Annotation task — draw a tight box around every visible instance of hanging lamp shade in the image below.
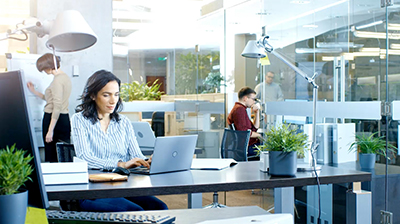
[241,40,266,58]
[46,10,97,52]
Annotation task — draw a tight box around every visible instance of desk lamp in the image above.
[1,10,97,71]
[242,36,321,171]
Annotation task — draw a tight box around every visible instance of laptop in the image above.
[130,135,198,175]
[131,122,156,149]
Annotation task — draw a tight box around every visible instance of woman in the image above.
[27,53,71,162]
[71,69,167,212]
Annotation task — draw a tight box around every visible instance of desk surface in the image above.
[46,161,371,201]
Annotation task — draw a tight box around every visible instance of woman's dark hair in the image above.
[76,70,123,124]
[36,53,61,72]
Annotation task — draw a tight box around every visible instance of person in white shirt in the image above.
[254,71,284,129]
[71,70,167,212]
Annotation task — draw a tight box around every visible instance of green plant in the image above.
[175,51,220,94]
[348,132,397,158]
[202,72,223,93]
[0,144,33,195]
[120,79,163,102]
[256,123,309,157]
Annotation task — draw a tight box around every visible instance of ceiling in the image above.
[2,0,400,56]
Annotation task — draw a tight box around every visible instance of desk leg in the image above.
[346,182,371,224]
[188,193,202,209]
[274,187,294,216]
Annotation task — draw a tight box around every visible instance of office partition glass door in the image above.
[223,0,399,223]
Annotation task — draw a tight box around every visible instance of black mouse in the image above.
[112,167,130,176]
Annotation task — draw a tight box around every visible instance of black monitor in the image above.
[0,70,49,209]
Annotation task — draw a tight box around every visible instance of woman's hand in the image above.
[27,82,35,93]
[45,130,53,143]
[147,155,153,164]
[118,158,150,169]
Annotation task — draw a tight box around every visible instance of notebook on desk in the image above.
[130,135,198,175]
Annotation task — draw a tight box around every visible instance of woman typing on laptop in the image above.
[71,70,167,212]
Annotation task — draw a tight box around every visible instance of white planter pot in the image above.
[259,151,269,172]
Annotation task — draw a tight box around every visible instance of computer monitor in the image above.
[0,70,49,209]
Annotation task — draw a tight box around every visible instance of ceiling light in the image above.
[355,20,383,30]
[390,43,400,49]
[387,23,400,31]
[316,42,364,48]
[290,0,311,4]
[353,31,400,39]
[322,56,335,61]
[295,48,342,54]
[303,24,318,29]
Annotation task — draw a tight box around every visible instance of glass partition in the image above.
[112,0,399,221]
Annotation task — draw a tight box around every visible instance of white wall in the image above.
[32,0,113,116]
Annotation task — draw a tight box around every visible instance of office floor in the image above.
[157,189,275,212]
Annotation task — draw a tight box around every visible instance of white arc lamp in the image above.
[2,10,97,71]
[242,36,321,172]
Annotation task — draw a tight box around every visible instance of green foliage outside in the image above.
[348,132,397,158]
[175,51,220,95]
[0,144,33,195]
[120,79,163,101]
[202,72,224,93]
[256,123,309,157]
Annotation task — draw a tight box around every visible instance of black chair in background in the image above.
[220,129,251,162]
[204,128,251,209]
[55,142,80,211]
[56,142,76,163]
[151,111,165,137]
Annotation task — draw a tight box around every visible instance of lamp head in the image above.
[241,40,266,58]
[46,10,97,52]
[241,36,274,58]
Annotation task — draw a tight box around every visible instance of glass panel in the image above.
[113,1,225,160]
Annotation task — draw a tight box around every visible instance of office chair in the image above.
[151,111,165,137]
[56,142,76,163]
[204,128,251,209]
[55,142,81,211]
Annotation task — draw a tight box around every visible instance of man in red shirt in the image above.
[227,87,261,158]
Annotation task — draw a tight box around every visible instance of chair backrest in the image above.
[56,143,76,162]
[151,111,165,137]
[220,128,251,162]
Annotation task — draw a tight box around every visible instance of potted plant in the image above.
[348,132,397,170]
[257,123,309,176]
[120,79,163,102]
[0,144,33,224]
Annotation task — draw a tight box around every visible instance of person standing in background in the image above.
[254,71,283,129]
[27,53,72,162]
[254,71,283,102]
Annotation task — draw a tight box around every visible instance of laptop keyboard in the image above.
[129,166,150,173]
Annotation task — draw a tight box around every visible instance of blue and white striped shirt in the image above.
[71,112,145,169]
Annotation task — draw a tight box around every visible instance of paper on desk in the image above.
[25,206,48,224]
[196,214,293,224]
[191,158,237,170]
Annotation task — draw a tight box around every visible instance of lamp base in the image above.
[297,164,322,172]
